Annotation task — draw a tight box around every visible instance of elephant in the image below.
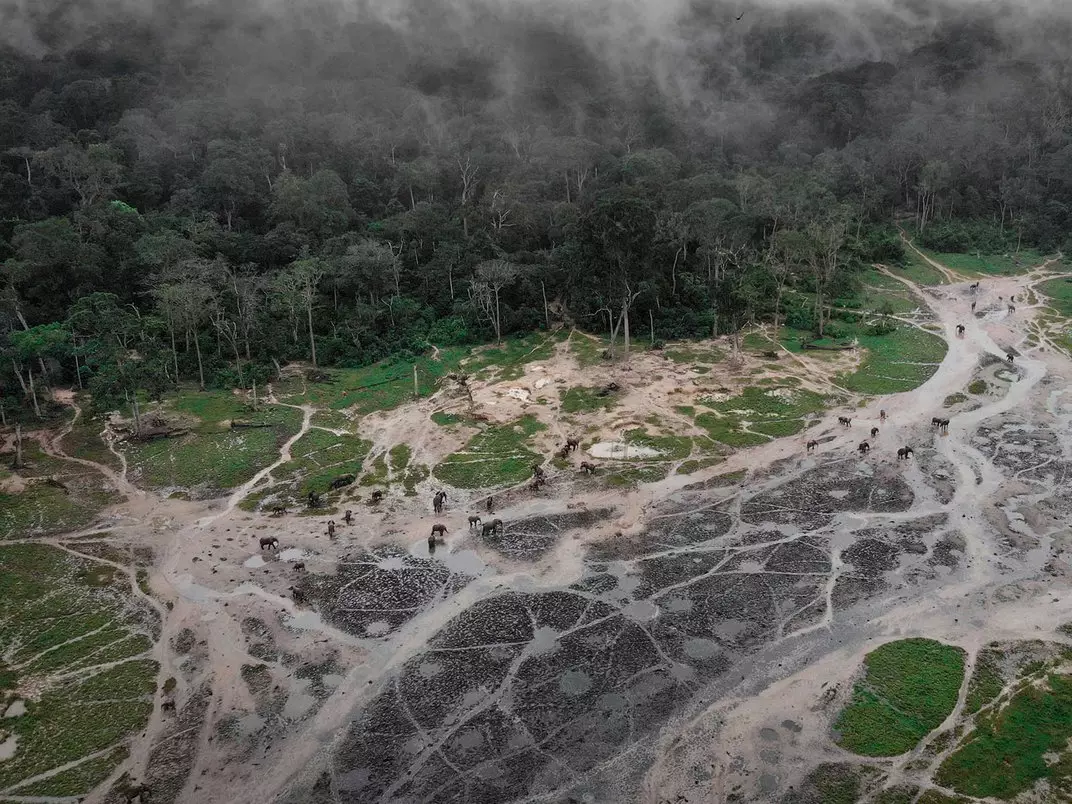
[260,536,279,551]
[330,474,355,490]
[806,440,818,453]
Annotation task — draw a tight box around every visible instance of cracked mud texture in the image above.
[292,443,976,803]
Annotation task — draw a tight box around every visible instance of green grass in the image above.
[1038,278,1072,319]
[839,325,947,395]
[0,443,120,540]
[605,464,671,487]
[834,638,966,757]
[623,429,695,462]
[963,647,1004,715]
[0,544,158,794]
[389,443,411,471]
[892,249,949,286]
[463,333,560,381]
[873,785,921,804]
[694,385,825,448]
[676,457,724,475]
[967,379,988,395]
[431,412,463,427]
[122,392,303,495]
[245,428,371,510]
[937,673,1072,800]
[931,249,1046,278]
[432,415,546,489]
[944,393,968,407]
[560,386,618,414]
[60,408,122,473]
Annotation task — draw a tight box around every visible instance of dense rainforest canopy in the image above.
[2,0,1072,415]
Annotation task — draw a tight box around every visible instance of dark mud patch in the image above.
[480,507,615,560]
[295,547,475,638]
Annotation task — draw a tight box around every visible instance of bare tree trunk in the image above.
[306,300,318,368]
[252,380,258,411]
[649,309,655,345]
[13,423,22,469]
[27,367,41,418]
[541,281,550,330]
[448,265,455,300]
[169,323,180,383]
[272,357,283,382]
[73,347,83,390]
[493,287,502,344]
[193,330,206,390]
[623,301,631,359]
[132,393,142,436]
[11,360,27,395]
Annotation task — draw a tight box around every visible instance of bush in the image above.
[427,315,470,346]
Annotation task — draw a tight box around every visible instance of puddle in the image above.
[244,555,267,568]
[322,674,345,688]
[282,679,317,720]
[0,734,16,760]
[559,669,592,696]
[279,548,307,562]
[3,701,26,718]
[589,441,663,460]
[411,539,488,576]
[529,627,559,656]
[622,599,660,622]
[683,638,722,660]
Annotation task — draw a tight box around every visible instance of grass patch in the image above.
[1038,277,1072,319]
[122,392,302,495]
[560,386,618,414]
[243,427,370,511]
[432,415,546,489]
[389,444,411,472]
[623,429,694,462]
[839,325,947,395]
[967,379,988,395]
[0,443,120,540]
[937,672,1072,800]
[834,638,966,757]
[695,385,825,447]
[463,333,560,381]
[431,412,463,427]
[931,249,1045,278]
[676,457,724,475]
[943,393,968,407]
[605,464,671,487]
[0,544,158,794]
[873,785,921,804]
[963,647,1004,715]
[892,249,949,286]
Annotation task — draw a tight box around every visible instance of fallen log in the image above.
[801,343,855,352]
[230,420,274,429]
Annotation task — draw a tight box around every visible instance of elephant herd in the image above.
[808,410,920,463]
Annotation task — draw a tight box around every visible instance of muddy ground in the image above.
[5,265,1072,804]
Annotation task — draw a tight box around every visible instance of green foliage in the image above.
[937,673,1072,799]
[967,379,988,395]
[872,785,921,804]
[433,415,546,489]
[834,638,966,756]
[932,250,1045,277]
[943,392,967,407]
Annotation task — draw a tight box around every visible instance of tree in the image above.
[275,258,325,367]
[469,260,517,344]
[36,143,124,210]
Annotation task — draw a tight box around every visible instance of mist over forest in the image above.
[3,0,1072,406]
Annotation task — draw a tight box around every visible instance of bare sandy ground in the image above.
[10,260,1071,804]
